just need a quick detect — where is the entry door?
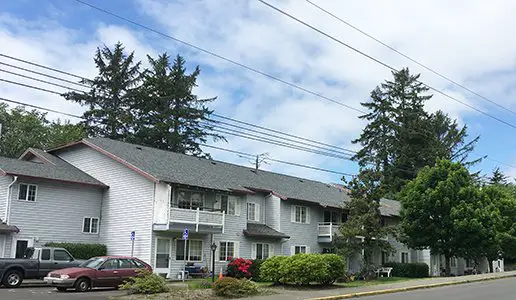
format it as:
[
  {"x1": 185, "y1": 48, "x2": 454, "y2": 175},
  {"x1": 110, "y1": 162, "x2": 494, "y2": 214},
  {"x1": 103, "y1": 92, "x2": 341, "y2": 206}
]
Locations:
[
  {"x1": 155, "y1": 238, "x2": 171, "y2": 277},
  {"x1": 12, "y1": 238, "x2": 33, "y2": 259}
]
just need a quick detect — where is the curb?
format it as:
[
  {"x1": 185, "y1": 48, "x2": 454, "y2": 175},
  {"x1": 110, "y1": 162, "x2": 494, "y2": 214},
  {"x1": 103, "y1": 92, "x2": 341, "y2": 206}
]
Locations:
[{"x1": 309, "y1": 274, "x2": 516, "y2": 300}]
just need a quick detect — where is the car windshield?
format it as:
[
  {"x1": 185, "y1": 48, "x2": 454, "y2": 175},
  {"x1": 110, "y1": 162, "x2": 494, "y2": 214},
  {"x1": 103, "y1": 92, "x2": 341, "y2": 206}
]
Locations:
[{"x1": 79, "y1": 257, "x2": 106, "y2": 269}]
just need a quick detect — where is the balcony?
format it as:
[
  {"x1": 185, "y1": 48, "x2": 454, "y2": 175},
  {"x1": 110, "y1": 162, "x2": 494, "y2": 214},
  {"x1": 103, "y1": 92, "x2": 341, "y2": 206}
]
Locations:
[
  {"x1": 154, "y1": 207, "x2": 225, "y2": 234},
  {"x1": 317, "y1": 222, "x2": 340, "y2": 243}
]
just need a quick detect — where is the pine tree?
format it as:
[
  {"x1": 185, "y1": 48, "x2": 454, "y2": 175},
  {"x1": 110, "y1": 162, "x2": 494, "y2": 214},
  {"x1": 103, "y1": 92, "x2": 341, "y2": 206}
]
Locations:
[
  {"x1": 489, "y1": 167, "x2": 508, "y2": 185},
  {"x1": 132, "y1": 53, "x2": 223, "y2": 157},
  {"x1": 63, "y1": 42, "x2": 142, "y2": 140}
]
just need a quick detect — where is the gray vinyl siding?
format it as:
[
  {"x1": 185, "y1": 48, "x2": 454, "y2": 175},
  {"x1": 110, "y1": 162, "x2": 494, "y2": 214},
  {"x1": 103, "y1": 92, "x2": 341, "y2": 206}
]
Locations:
[
  {"x1": 264, "y1": 194, "x2": 281, "y2": 231},
  {"x1": 57, "y1": 145, "x2": 155, "y2": 264},
  {"x1": 0, "y1": 175, "x2": 11, "y2": 221},
  {"x1": 5, "y1": 178, "x2": 103, "y2": 257},
  {"x1": 280, "y1": 200, "x2": 321, "y2": 255}
]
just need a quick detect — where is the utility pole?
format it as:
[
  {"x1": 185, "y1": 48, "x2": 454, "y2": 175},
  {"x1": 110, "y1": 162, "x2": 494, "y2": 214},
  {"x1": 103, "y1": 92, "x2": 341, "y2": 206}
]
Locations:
[{"x1": 253, "y1": 153, "x2": 269, "y2": 170}]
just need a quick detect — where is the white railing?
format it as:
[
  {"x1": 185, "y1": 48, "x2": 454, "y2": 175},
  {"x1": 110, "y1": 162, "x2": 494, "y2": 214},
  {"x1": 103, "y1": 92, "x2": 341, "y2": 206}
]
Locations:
[
  {"x1": 170, "y1": 207, "x2": 225, "y2": 233},
  {"x1": 317, "y1": 222, "x2": 340, "y2": 237}
]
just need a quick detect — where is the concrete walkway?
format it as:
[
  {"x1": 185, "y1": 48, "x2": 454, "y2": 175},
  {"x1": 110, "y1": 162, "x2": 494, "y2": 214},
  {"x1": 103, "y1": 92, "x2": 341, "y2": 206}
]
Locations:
[{"x1": 249, "y1": 271, "x2": 516, "y2": 300}]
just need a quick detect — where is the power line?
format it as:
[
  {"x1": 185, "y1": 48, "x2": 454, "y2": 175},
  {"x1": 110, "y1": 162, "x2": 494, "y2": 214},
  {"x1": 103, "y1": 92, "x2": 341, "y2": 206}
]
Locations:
[
  {"x1": 304, "y1": 0, "x2": 516, "y2": 117},
  {"x1": 0, "y1": 78, "x2": 62, "y2": 95},
  {"x1": 71, "y1": 0, "x2": 365, "y2": 114},
  {"x1": 0, "y1": 61, "x2": 89, "y2": 88},
  {"x1": 258, "y1": 0, "x2": 516, "y2": 130},
  {"x1": 0, "y1": 96, "x2": 83, "y2": 119},
  {"x1": 0, "y1": 53, "x2": 88, "y2": 81},
  {"x1": 0, "y1": 68, "x2": 86, "y2": 93},
  {"x1": 202, "y1": 144, "x2": 355, "y2": 176}
]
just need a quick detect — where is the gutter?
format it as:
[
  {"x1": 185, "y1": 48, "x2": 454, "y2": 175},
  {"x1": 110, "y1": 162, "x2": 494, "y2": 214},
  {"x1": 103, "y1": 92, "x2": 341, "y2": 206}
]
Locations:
[{"x1": 5, "y1": 176, "x2": 18, "y2": 224}]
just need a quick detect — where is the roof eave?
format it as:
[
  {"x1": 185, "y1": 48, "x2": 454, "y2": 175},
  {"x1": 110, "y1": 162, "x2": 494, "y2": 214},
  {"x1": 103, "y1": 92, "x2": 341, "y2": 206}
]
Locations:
[
  {"x1": 3, "y1": 172, "x2": 108, "y2": 188},
  {"x1": 19, "y1": 148, "x2": 56, "y2": 165}
]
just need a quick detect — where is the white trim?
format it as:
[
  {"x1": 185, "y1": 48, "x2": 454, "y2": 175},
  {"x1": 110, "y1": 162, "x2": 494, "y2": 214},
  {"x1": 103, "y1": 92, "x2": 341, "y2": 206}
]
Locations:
[
  {"x1": 4, "y1": 176, "x2": 18, "y2": 223},
  {"x1": 217, "y1": 240, "x2": 238, "y2": 262},
  {"x1": 82, "y1": 217, "x2": 100, "y2": 234},
  {"x1": 0, "y1": 234, "x2": 5, "y2": 258},
  {"x1": 175, "y1": 239, "x2": 203, "y2": 262},
  {"x1": 291, "y1": 205, "x2": 309, "y2": 224},
  {"x1": 254, "y1": 243, "x2": 272, "y2": 260},
  {"x1": 154, "y1": 237, "x2": 172, "y2": 278},
  {"x1": 176, "y1": 189, "x2": 205, "y2": 210},
  {"x1": 247, "y1": 202, "x2": 259, "y2": 222},
  {"x1": 11, "y1": 237, "x2": 33, "y2": 258},
  {"x1": 17, "y1": 183, "x2": 38, "y2": 202},
  {"x1": 291, "y1": 245, "x2": 308, "y2": 255}
]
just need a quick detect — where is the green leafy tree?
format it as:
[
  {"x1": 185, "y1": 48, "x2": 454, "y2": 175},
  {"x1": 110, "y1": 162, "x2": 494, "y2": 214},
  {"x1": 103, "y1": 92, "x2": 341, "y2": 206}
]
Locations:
[
  {"x1": 353, "y1": 68, "x2": 479, "y2": 196},
  {"x1": 63, "y1": 42, "x2": 142, "y2": 140},
  {"x1": 132, "y1": 53, "x2": 223, "y2": 157},
  {"x1": 398, "y1": 159, "x2": 480, "y2": 275},
  {"x1": 0, "y1": 104, "x2": 85, "y2": 157},
  {"x1": 333, "y1": 169, "x2": 395, "y2": 278}
]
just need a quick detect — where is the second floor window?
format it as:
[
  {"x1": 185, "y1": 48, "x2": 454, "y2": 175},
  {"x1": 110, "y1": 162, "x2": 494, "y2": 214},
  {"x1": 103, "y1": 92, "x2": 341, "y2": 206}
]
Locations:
[
  {"x1": 323, "y1": 211, "x2": 339, "y2": 224},
  {"x1": 292, "y1": 206, "x2": 310, "y2": 224},
  {"x1": 18, "y1": 183, "x2": 37, "y2": 201},
  {"x1": 216, "y1": 195, "x2": 240, "y2": 215},
  {"x1": 247, "y1": 202, "x2": 260, "y2": 222},
  {"x1": 177, "y1": 190, "x2": 204, "y2": 210},
  {"x1": 83, "y1": 217, "x2": 99, "y2": 234}
]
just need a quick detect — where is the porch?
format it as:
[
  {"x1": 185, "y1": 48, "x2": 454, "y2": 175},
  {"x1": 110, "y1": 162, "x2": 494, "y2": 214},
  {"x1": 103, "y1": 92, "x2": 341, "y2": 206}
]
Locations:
[
  {"x1": 317, "y1": 222, "x2": 340, "y2": 243},
  {"x1": 153, "y1": 206, "x2": 225, "y2": 234}
]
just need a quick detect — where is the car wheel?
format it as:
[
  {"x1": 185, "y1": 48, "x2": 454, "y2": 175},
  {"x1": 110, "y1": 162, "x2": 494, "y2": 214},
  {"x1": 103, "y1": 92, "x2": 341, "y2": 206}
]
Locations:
[
  {"x1": 74, "y1": 278, "x2": 90, "y2": 292},
  {"x1": 56, "y1": 287, "x2": 67, "y2": 292},
  {"x1": 2, "y1": 270, "x2": 23, "y2": 288}
]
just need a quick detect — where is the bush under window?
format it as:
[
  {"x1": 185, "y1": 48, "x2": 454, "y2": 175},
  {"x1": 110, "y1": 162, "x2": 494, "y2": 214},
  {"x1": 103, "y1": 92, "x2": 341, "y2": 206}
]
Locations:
[
  {"x1": 383, "y1": 262, "x2": 429, "y2": 278},
  {"x1": 119, "y1": 269, "x2": 168, "y2": 294},
  {"x1": 44, "y1": 242, "x2": 107, "y2": 259}
]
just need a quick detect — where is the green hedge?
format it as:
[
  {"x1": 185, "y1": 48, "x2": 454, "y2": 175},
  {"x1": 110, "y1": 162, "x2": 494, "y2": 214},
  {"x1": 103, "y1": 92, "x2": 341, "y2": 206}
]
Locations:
[
  {"x1": 383, "y1": 262, "x2": 429, "y2": 278},
  {"x1": 214, "y1": 277, "x2": 259, "y2": 298},
  {"x1": 45, "y1": 242, "x2": 107, "y2": 259},
  {"x1": 260, "y1": 254, "x2": 345, "y2": 285}
]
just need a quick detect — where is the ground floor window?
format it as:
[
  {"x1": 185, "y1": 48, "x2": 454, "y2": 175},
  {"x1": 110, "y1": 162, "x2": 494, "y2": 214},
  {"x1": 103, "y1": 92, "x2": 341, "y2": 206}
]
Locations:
[
  {"x1": 218, "y1": 241, "x2": 236, "y2": 261},
  {"x1": 253, "y1": 243, "x2": 272, "y2": 259},
  {"x1": 401, "y1": 252, "x2": 409, "y2": 263},
  {"x1": 176, "y1": 240, "x2": 203, "y2": 261},
  {"x1": 322, "y1": 248, "x2": 335, "y2": 254},
  {"x1": 293, "y1": 245, "x2": 307, "y2": 254},
  {"x1": 381, "y1": 251, "x2": 389, "y2": 265}
]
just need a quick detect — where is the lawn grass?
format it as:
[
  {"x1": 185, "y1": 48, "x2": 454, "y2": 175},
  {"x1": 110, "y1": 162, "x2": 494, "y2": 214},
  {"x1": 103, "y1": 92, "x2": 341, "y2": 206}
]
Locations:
[{"x1": 335, "y1": 276, "x2": 415, "y2": 288}]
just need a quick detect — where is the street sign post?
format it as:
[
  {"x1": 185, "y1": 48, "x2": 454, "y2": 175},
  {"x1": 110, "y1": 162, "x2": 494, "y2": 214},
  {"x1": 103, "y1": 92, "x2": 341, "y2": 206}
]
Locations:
[
  {"x1": 130, "y1": 231, "x2": 135, "y2": 257},
  {"x1": 182, "y1": 228, "x2": 188, "y2": 282}
]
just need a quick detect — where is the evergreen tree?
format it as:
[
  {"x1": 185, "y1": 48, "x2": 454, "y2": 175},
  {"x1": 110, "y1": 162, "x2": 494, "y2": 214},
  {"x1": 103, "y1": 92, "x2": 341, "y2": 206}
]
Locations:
[
  {"x1": 133, "y1": 53, "x2": 223, "y2": 157},
  {"x1": 63, "y1": 42, "x2": 142, "y2": 140},
  {"x1": 489, "y1": 167, "x2": 508, "y2": 185}
]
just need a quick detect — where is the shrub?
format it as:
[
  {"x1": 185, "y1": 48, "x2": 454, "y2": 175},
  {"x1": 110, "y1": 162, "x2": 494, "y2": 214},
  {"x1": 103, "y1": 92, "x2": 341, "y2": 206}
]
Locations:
[
  {"x1": 44, "y1": 242, "x2": 107, "y2": 259},
  {"x1": 226, "y1": 258, "x2": 253, "y2": 279},
  {"x1": 249, "y1": 259, "x2": 263, "y2": 282},
  {"x1": 119, "y1": 269, "x2": 168, "y2": 294},
  {"x1": 260, "y1": 256, "x2": 288, "y2": 283},
  {"x1": 213, "y1": 277, "x2": 259, "y2": 298},
  {"x1": 383, "y1": 262, "x2": 429, "y2": 278},
  {"x1": 261, "y1": 254, "x2": 345, "y2": 285}
]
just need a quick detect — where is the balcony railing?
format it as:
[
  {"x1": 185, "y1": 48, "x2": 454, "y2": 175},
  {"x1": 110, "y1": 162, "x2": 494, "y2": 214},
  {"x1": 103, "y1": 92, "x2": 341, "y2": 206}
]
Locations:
[
  {"x1": 317, "y1": 222, "x2": 340, "y2": 237},
  {"x1": 170, "y1": 207, "x2": 225, "y2": 233}
]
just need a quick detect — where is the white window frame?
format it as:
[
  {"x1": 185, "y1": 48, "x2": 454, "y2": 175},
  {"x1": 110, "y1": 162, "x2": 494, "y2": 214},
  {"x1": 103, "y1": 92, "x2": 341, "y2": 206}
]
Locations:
[
  {"x1": 18, "y1": 183, "x2": 38, "y2": 202},
  {"x1": 253, "y1": 243, "x2": 273, "y2": 260},
  {"x1": 82, "y1": 217, "x2": 99, "y2": 234},
  {"x1": 175, "y1": 239, "x2": 203, "y2": 262},
  {"x1": 291, "y1": 205, "x2": 310, "y2": 224},
  {"x1": 247, "y1": 202, "x2": 260, "y2": 222},
  {"x1": 216, "y1": 194, "x2": 240, "y2": 216},
  {"x1": 401, "y1": 252, "x2": 409, "y2": 263},
  {"x1": 292, "y1": 245, "x2": 308, "y2": 255},
  {"x1": 176, "y1": 189, "x2": 205, "y2": 210},
  {"x1": 217, "y1": 241, "x2": 239, "y2": 261}
]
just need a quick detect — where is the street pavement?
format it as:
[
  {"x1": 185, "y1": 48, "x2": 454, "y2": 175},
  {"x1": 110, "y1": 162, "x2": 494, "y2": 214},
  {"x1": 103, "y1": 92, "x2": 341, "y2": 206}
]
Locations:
[
  {"x1": 0, "y1": 287, "x2": 124, "y2": 300},
  {"x1": 359, "y1": 277, "x2": 515, "y2": 300}
]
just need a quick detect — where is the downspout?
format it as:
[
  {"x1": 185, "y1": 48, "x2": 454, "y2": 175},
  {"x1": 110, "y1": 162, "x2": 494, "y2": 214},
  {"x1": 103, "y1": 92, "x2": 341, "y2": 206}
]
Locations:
[{"x1": 5, "y1": 176, "x2": 18, "y2": 224}]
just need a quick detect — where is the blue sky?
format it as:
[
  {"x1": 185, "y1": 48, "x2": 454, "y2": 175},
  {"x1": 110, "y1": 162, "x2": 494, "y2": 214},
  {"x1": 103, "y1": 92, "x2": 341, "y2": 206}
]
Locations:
[{"x1": 2, "y1": 0, "x2": 516, "y2": 183}]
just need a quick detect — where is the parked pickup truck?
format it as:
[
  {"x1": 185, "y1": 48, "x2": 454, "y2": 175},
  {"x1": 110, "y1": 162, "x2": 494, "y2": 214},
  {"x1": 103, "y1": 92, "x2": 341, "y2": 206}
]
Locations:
[{"x1": 0, "y1": 247, "x2": 83, "y2": 288}]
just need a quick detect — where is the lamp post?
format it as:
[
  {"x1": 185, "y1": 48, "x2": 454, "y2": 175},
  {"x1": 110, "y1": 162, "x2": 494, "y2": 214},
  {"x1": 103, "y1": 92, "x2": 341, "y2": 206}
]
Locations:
[{"x1": 211, "y1": 243, "x2": 217, "y2": 283}]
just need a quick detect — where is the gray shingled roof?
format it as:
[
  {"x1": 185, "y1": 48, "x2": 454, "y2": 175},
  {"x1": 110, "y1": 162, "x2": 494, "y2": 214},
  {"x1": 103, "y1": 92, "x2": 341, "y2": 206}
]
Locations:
[
  {"x1": 70, "y1": 138, "x2": 399, "y2": 216},
  {"x1": 0, "y1": 153, "x2": 107, "y2": 187},
  {"x1": 243, "y1": 223, "x2": 290, "y2": 238}
]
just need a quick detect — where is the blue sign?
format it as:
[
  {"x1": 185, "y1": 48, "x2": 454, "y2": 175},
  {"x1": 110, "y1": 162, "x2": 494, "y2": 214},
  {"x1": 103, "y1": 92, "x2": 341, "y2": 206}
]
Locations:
[
  {"x1": 183, "y1": 228, "x2": 189, "y2": 240},
  {"x1": 130, "y1": 231, "x2": 135, "y2": 241}
]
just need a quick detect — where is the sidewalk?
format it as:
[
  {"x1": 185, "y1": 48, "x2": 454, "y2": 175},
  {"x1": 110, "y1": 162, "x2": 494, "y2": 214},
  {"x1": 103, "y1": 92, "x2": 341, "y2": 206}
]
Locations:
[{"x1": 249, "y1": 270, "x2": 516, "y2": 300}]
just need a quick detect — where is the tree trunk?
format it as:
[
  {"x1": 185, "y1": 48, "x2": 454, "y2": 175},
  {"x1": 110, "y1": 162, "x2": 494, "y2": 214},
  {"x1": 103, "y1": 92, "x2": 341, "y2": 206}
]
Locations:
[{"x1": 445, "y1": 256, "x2": 451, "y2": 276}]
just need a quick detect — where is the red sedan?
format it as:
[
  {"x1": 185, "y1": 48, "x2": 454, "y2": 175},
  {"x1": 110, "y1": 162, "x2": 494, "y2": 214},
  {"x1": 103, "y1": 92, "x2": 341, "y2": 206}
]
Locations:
[{"x1": 44, "y1": 256, "x2": 152, "y2": 292}]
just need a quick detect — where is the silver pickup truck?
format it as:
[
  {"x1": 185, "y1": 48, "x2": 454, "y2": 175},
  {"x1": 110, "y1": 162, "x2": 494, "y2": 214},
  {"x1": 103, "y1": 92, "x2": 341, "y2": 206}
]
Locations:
[{"x1": 0, "y1": 247, "x2": 83, "y2": 288}]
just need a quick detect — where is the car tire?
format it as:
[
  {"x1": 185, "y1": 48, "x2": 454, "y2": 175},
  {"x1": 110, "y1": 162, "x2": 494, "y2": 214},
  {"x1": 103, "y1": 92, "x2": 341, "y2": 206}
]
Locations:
[
  {"x1": 74, "y1": 278, "x2": 90, "y2": 292},
  {"x1": 56, "y1": 287, "x2": 67, "y2": 292},
  {"x1": 2, "y1": 270, "x2": 23, "y2": 288}
]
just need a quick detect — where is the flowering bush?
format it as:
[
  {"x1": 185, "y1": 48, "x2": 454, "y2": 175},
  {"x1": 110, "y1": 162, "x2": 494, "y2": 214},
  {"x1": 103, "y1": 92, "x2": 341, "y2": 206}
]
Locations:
[{"x1": 226, "y1": 258, "x2": 254, "y2": 279}]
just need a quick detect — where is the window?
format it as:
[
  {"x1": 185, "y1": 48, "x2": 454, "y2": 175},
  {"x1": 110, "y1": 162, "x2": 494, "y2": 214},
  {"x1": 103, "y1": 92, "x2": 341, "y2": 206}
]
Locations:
[
  {"x1": 18, "y1": 184, "x2": 37, "y2": 201},
  {"x1": 322, "y1": 248, "x2": 335, "y2": 254},
  {"x1": 294, "y1": 246, "x2": 307, "y2": 254},
  {"x1": 247, "y1": 202, "x2": 260, "y2": 221},
  {"x1": 132, "y1": 259, "x2": 146, "y2": 268},
  {"x1": 101, "y1": 259, "x2": 119, "y2": 270},
  {"x1": 254, "y1": 243, "x2": 271, "y2": 260},
  {"x1": 41, "y1": 249, "x2": 51, "y2": 261},
  {"x1": 323, "y1": 211, "x2": 339, "y2": 224},
  {"x1": 176, "y1": 240, "x2": 203, "y2": 261},
  {"x1": 177, "y1": 190, "x2": 204, "y2": 210},
  {"x1": 119, "y1": 258, "x2": 137, "y2": 269},
  {"x1": 292, "y1": 206, "x2": 309, "y2": 224},
  {"x1": 401, "y1": 252, "x2": 409, "y2": 263},
  {"x1": 381, "y1": 251, "x2": 388, "y2": 265},
  {"x1": 341, "y1": 213, "x2": 348, "y2": 223},
  {"x1": 216, "y1": 195, "x2": 240, "y2": 216},
  {"x1": 219, "y1": 241, "x2": 236, "y2": 261},
  {"x1": 54, "y1": 249, "x2": 72, "y2": 261},
  {"x1": 83, "y1": 217, "x2": 99, "y2": 234}
]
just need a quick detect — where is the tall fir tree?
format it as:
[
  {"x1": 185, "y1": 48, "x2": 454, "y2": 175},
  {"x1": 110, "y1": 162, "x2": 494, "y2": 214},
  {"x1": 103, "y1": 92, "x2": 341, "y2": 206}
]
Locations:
[
  {"x1": 63, "y1": 42, "x2": 142, "y2": 140},
  {"x1": 489, "y1": 167, "x2": 508, "y2": 185},
  {"x1": 132, "y1": 53, "x2": 223, "y2": 157}
]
